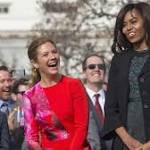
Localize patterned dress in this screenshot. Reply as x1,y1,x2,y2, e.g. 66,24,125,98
123,51,149,149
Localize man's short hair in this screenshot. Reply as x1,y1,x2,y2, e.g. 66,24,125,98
0,65,9,72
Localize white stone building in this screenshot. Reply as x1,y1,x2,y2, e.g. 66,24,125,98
0,0,40,76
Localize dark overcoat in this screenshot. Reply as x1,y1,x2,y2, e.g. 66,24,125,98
102,51,150,149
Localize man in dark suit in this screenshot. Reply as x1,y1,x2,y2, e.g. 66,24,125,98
0,111,10,150
0,65,14,116
82,53,112,150
0,65,16,150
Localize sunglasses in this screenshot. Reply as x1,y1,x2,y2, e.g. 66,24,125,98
86,64,105,70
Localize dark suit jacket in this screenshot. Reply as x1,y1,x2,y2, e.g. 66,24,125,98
0,111,10,150
102,51,150,149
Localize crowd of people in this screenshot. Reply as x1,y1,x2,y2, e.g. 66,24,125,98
0,66,29,150
0,1,150,150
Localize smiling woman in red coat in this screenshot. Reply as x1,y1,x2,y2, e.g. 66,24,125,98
22,37,90,150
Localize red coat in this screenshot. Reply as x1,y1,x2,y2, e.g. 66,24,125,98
23,75,90,150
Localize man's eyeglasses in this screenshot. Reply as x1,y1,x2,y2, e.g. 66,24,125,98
86,64,105,70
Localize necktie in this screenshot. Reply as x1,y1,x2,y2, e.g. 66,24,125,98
0,103,9,116
94,94,104,125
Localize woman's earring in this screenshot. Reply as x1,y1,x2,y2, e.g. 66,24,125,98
33,68,37,72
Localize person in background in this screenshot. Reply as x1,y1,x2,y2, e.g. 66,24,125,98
0,65,15,126
11,78,29,150
0,65,14,117
102,2,150,150
82,53,112,150
0,65,16,149
22,37,90,150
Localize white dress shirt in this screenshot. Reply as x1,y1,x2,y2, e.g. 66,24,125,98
86,87,105,115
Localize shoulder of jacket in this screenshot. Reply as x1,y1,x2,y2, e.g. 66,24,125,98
113,51,133,61
63,75,81,83
24,82,40,97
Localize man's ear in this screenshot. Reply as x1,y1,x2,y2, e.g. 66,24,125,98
81,72,86,80
31,60,39,69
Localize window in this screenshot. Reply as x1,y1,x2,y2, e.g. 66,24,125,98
0,3,10,14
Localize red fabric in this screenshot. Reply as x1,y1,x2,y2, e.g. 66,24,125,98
40,76,89,150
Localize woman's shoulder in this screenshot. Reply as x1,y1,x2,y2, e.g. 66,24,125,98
24,82,40,97
112,51,134,62
114,51,133,57
62,75,82,85
62,75,84,92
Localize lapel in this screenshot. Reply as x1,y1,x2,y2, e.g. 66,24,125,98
116,51,135,118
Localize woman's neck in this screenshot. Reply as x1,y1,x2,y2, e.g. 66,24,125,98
40,74,61,87
134,41,149,52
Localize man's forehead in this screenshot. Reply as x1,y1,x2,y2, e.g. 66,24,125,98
0,70,11,78
87,56,103,63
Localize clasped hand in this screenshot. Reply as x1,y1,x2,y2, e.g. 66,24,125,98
135,141,150,150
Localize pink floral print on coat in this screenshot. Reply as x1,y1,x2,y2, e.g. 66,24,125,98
22,82,69,149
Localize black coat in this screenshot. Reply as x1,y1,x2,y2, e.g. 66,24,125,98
102,51,150,149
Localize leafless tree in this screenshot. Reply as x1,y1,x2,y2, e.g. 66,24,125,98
32,0,144,76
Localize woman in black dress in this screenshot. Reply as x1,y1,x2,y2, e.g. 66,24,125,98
102,2,150,150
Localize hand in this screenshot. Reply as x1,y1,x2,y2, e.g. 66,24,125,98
136,141,150,150
28,141,42,150
124,135,143,150
115,127,143,150
8,108,18,130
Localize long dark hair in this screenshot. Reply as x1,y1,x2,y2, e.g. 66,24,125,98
112,2,150,54
28,37,56,86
